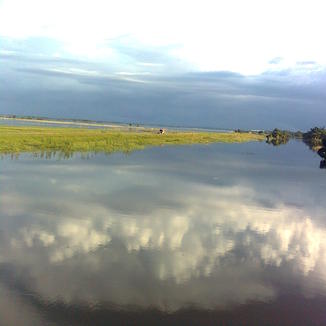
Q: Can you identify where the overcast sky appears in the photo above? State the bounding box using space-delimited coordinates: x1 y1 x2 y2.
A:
0 0 325 129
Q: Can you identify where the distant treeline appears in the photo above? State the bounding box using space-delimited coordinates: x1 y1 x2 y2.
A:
235 127 326 149
265 127 326 148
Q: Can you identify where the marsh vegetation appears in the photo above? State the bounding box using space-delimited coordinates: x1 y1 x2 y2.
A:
0 126 265 155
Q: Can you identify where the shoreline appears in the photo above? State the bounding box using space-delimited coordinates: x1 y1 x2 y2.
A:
0 116 135 130
0 116 235 133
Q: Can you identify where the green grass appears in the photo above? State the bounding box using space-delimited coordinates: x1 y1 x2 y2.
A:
0 126 265 156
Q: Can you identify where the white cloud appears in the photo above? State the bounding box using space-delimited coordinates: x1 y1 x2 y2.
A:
1 0 326 74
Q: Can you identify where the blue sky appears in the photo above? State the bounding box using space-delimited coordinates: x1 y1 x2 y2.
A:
0 0 326 129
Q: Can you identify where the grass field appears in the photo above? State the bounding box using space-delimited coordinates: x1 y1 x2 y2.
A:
0 126 265 156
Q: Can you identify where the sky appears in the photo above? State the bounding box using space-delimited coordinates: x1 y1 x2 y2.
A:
0 0 326 129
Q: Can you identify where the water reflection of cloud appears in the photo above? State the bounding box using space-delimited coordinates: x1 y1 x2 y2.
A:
0 284 47 326
1 181 326 310
0 149 326 312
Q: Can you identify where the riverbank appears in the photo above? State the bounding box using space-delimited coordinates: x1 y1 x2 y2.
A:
0 125 265 155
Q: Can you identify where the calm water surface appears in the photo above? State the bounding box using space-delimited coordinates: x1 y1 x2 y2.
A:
0 141 325 325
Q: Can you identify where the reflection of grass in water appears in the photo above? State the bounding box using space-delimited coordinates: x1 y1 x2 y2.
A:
0 126 265 155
